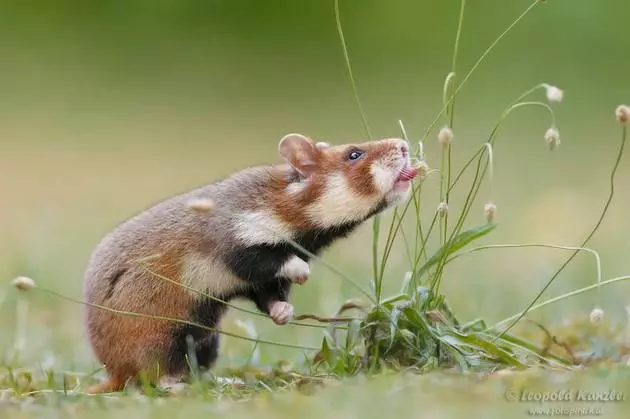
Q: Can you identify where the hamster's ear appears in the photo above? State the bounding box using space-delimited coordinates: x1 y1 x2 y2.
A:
278 133 319 178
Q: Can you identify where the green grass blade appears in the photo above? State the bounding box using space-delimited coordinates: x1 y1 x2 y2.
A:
439 330 527 368
415 223 496 280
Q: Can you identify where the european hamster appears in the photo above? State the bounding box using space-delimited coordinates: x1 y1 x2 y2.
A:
83 133 418 393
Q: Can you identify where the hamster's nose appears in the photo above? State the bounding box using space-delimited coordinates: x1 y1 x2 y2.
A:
400 144 409 157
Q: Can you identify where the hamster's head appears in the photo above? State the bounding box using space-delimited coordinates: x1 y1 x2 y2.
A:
278 133 418 228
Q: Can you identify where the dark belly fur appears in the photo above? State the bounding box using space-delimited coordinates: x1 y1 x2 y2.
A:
166 221 366 375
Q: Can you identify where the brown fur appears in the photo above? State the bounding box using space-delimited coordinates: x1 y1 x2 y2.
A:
85 241 194 392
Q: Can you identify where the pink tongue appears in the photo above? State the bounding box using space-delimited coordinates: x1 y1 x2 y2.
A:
397 167 418 182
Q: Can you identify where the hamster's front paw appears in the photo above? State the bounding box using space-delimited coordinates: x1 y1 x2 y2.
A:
269 301 294 325
276 255 310 285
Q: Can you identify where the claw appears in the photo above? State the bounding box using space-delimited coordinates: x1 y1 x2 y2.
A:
269 301 294 325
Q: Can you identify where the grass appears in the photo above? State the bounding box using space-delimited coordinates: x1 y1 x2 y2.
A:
3 0 630 417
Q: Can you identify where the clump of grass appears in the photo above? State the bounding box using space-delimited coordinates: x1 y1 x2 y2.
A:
313 0 630 378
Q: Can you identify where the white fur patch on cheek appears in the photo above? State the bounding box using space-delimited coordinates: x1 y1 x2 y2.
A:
306 173 378 228
370 163 395 194
233 211 294 246
181 254 245 297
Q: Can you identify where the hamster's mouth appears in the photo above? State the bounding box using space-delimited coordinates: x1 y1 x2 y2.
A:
393 166 418 189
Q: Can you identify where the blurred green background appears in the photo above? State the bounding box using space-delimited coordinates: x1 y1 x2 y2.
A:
1 0 630 373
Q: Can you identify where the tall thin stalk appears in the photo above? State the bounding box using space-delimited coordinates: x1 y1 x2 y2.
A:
495 124 627 338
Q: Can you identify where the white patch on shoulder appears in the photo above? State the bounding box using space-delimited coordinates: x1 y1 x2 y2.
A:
180 253 245 297
306 173 378 228
233 211 295 246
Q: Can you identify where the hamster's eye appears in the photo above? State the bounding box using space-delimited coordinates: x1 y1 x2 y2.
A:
347 150 363 161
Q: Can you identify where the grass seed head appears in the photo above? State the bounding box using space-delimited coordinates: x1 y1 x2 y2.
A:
12 276 36 292
186 198 215 213
589 307 604 324
544 84 564 103
437 201 449 217
484 202 497 223
412 159 430 179
544 127 561 151
615 105 630 124
438 126 453 147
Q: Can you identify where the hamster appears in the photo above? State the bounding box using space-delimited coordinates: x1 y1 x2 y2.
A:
83 133 418 393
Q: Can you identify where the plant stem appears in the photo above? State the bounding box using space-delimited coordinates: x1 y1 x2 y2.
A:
430 95 559 292
496 124 627 338
447 243 602 292
491 275 630 332
449 0 466 124
38 287 320 351
140 265 337 330
334 0 371 140
421 0 543 143
442 0 466 247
